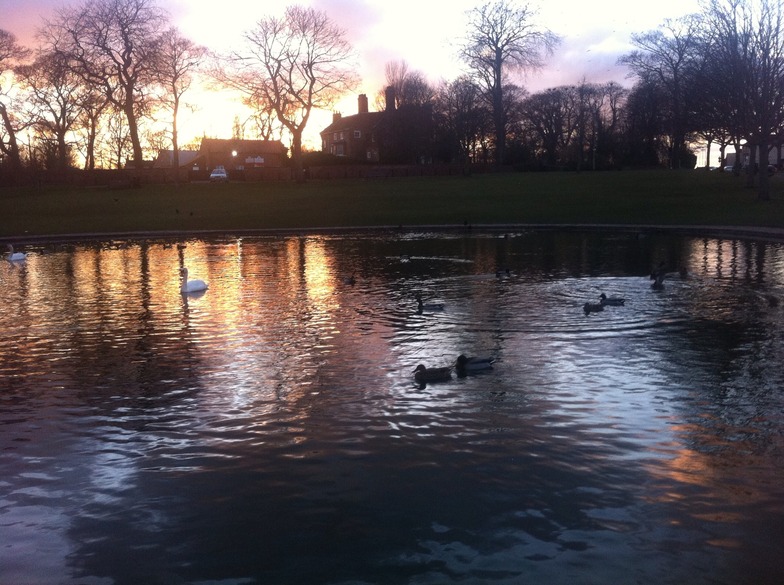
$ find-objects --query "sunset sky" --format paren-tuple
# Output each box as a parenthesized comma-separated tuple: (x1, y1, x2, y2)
(1, 0, 702, 150)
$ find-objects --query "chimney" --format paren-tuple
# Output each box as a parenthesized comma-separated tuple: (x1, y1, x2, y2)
(385, 86, 396, 111)
(358, 94, 368, 114)
(332, 111, 342, 123)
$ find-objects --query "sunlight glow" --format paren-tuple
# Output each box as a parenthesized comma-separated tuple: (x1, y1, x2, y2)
(2, 0, 704, 162)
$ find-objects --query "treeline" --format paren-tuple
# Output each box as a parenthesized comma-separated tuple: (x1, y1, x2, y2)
(0, 0, 204, 180)
(1, 0, 784, 199)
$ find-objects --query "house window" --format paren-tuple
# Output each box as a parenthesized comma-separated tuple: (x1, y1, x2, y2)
(334, 144, 345, 156)
(366, 150, 373, 160)
(354, 130, 361, 139)
(339, 131, 345, 140)
(333, 132, 338, 141)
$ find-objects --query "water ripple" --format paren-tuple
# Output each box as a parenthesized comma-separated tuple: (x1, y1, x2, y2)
(1, 231, 783, 584)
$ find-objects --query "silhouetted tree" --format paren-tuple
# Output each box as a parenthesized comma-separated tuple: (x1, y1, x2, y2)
(15, 50, 84, 170)
(74, 90, 109, 170)
(622, 79, 669, 167)
(521, 86, 576, 168)
(0, 29, 30, 174)
(377, 61, 435, 109)
(216, 5, 358, 180)
(434, 76, 493, 166)
(459, 0, 559, 166)
(701, 0, 784, 199)
(152, 27, 205, 173)
(619, 14, 704, 168)
(47, 0, 167, 169)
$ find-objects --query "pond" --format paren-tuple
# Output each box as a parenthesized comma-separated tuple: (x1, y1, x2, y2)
(1, 228, 783, 585)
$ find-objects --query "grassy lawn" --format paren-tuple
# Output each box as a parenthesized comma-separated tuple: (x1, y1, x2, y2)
(2, 169, 784, 238)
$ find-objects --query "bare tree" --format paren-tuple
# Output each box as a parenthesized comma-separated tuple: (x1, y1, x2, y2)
(0, 29, 30, 173)
(216, 5, 359, 180)
(522, 87, 573, 167)
(152, 28, 205, 172)
(47, 0, 167, 169)
(459, 0, 559, 166)
(102, 107, 133, 169)
(619, 15, 704, 168)
(74, 88, 109, 170)
(378, 60, 435, 109)
(379, 60, 410, 110)
(703, 0, 784, 199)
(15, 50, 85, 170)
(243, 93, 285, 140)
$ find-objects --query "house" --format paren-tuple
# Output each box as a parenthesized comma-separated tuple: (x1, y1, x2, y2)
(195, 138, 288, 171)
(320, 88, 433, 165)
(321, 94, 384, 162)
(153, 150, 200, 169)
(725, 145, 784, 170)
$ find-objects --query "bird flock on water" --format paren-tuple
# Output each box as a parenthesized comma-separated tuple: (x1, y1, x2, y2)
(5, 239, 773, 386)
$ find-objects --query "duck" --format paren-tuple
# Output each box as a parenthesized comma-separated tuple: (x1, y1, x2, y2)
(599, 293, 625, 306)
(416, 293, 445, 312)
(342, 273, 356, 285)
(413, 364, 453, 383)
(180, 267, 208, 294)
(455, 354, 495, 372)
(650, 262, 667, 289)
(583, 302, 604, 315)
(5, 244, 26, 263)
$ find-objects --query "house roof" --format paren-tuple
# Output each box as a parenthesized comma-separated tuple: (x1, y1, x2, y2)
(320, 111, 384, 136)
(199, 138, 288, 155)
(153, 150, 200, 168)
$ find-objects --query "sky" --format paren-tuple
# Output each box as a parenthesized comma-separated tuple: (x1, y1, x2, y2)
(1, 0, 703, 149)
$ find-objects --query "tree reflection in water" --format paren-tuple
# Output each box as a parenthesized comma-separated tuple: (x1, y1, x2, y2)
(1, 230, 783, 585)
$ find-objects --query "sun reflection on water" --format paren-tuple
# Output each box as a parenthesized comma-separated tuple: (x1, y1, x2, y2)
(1, 230, 784, 585)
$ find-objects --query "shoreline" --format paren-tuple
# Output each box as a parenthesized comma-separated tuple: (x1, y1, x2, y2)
(4, 223, 784, 246)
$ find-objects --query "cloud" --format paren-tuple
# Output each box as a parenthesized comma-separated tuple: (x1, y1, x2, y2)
(0, 0, 62, 44)
(310, 0, 382, 43)
(528, 28, 635, 91)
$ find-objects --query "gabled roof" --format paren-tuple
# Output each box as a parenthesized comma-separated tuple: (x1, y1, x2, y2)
(321, 111, 384, 136)
(199, 138, 288, 155)
(153, 150, 200, 168)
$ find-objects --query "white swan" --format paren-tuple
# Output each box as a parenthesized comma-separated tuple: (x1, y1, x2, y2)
(5, 244, 26, 263)
(180, 267, 208, 294)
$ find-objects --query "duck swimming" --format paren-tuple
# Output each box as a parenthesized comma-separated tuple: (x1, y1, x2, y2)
(455, 354, 495, 372)
(599, 293, 625, 306)
(413, 364, 453, 382)
(650, 262, 667, 289)
(583, 302, 604, 314)
(416, 293, 445, 312)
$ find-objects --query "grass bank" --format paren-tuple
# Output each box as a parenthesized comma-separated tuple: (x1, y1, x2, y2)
(2, 169, 784, 239)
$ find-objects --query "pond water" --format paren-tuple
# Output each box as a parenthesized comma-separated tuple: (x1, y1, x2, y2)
(1, 229, 783, 585)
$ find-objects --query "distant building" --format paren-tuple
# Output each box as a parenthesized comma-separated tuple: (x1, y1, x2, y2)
(321, 94, 383, 162)
(320, 88, 433, 165)
(153, 150, 200, 169)
(725, 145, 784, 170)
(194, 138, 288, 171)
(124, 159, 156, 169)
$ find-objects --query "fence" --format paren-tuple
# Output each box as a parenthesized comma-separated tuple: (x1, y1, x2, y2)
(1, 163, 499, 189)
